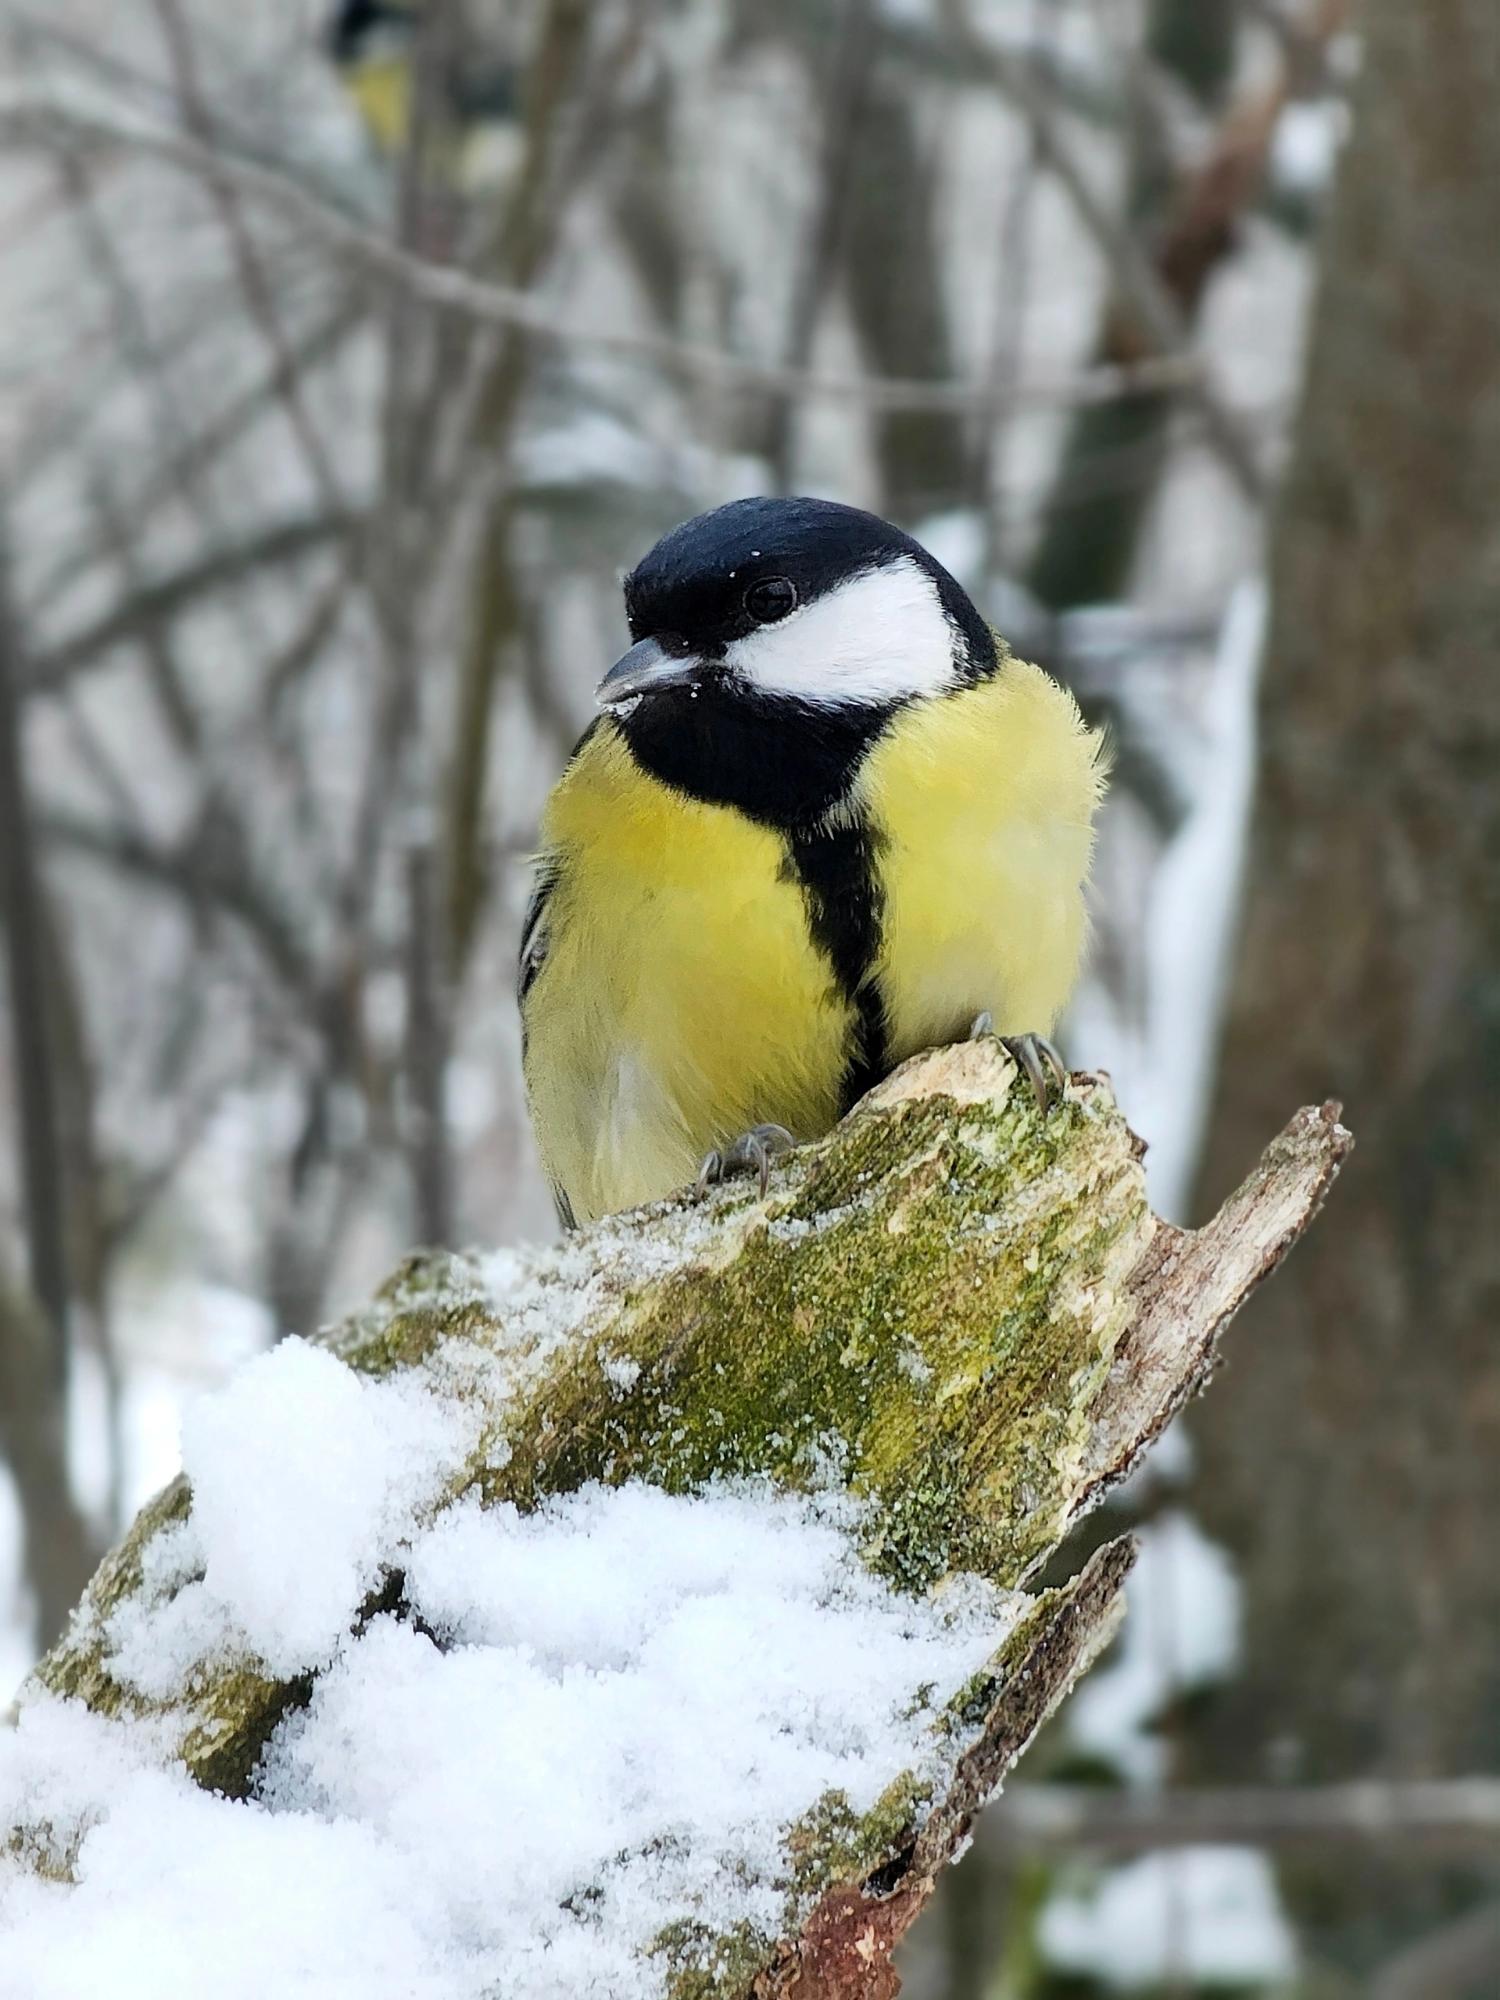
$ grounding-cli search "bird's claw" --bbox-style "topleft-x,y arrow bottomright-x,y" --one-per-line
969,1015 -> 1068,1113
693,1123 -> 796,1201
1002,1032 -> 1068,1113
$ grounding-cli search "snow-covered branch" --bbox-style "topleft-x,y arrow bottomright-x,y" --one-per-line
1,1043 -> 1348,1998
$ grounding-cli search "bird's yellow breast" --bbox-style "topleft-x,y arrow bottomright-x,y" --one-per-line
858,657 -> 1104,1058
523,725 -> 852,1223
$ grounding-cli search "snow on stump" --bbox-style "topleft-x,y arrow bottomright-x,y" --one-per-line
1,1042 -> 1349,1999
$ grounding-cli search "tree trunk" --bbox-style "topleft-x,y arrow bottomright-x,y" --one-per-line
1187,0 -> 1500,1975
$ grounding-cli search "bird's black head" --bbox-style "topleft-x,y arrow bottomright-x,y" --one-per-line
597,497 -> 995,828
327,0 -> 413,64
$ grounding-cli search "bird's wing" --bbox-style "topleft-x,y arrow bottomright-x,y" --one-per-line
516,857 -> 559,1008
517,857 -> 577,1231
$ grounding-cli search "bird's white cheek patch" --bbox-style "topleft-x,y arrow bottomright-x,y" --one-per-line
725,558 -> 961,707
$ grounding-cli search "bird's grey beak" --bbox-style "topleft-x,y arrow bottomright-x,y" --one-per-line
596,636 -> 700,709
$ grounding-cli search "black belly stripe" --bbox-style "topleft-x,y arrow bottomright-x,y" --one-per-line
786,813 -> 889,1114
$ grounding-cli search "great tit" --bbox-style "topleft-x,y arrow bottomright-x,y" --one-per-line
325,0 -> 519,188
520,497 -> 1107,1228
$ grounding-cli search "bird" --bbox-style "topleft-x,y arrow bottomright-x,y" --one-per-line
519,496 -> 1107,1229
324,0 -> 520,190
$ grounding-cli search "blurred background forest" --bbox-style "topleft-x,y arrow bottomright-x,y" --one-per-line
0,0 -> 1496,1993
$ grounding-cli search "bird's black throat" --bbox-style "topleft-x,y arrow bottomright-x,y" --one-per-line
613,679 -> 893,828
612,684 -> 893,1109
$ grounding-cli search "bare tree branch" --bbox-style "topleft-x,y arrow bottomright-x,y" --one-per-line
0,78 -> 1208,418
757,0 -> 877,490
441,0 -> 595,978
984,1779 -> 1500,1856
149,0 -> 352,520
48,139 -> 328,711
938,0 -> 1268,500
41,807 -> 320,1009
26,510 -> 356,694
88,298 -> 364,566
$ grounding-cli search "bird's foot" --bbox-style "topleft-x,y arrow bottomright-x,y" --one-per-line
693,1124 -> 796,1202
969,1014 -> 1068,1114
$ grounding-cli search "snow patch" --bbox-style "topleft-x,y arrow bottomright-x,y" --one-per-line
104,1338 -> 469,1687
1271,100 -> 1351,197
1041,1846 -> 1297,1991
600,1352 -> 642,1393
2,1482 -> 1023,2000
1067,1510 -> 1240,1787
1071,580 -> 1265,1223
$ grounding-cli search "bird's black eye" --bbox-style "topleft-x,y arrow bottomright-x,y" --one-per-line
744,576 -> 797,625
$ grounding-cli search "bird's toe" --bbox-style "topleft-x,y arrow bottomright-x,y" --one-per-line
999,1033 -> 1069,1113
693,1123 -> 796,1200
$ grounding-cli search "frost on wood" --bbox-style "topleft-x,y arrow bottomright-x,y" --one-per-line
1,1043 -> 1349,2000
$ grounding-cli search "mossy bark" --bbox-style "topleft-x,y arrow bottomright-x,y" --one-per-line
13,1040 -> 1349,1994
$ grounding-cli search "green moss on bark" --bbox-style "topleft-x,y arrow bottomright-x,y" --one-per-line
483,1080 -> 1150,1593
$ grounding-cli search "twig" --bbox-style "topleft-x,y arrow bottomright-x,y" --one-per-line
70,297 -> 363,578
984,1778 -> 1500,1854
937,0 -> 1266,500
26,510 -> 355,693
442,0 -> 595,978
1235,0 -> 1346,90
79,474 -> 203,752
971,40 -> 1042,554
344,0 -> 465,971
49,140 -> 321,711
149,0 -> 351,520
41,808 -> 320,1009
759,0 -> 877,488
0,78 -> 1208,417
31,894 -> 127,1534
